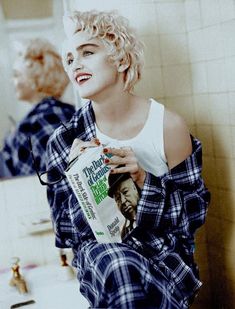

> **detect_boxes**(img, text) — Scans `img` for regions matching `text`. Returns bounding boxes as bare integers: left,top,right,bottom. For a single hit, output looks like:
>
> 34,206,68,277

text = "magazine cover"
65,145,140,243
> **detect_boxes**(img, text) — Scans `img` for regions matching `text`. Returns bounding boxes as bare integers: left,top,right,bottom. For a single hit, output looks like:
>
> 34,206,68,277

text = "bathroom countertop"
0,264,89,309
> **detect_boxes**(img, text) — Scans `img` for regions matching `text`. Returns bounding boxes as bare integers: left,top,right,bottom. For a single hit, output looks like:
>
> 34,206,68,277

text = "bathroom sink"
0,264,89,309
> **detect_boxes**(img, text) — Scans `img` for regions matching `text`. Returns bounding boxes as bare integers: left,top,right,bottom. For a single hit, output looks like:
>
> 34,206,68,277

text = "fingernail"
103,148,108,153
104,158,109,164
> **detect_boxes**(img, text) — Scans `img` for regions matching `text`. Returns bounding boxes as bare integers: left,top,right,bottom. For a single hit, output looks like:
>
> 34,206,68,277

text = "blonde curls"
68,10,144,92
16,38,69,98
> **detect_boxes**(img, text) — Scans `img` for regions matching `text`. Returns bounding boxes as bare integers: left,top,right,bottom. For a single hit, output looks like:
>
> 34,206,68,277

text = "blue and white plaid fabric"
46,101,210,308
0,97,75,177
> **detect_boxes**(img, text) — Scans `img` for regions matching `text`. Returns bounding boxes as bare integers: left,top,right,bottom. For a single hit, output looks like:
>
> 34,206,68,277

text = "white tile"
71,0,125,11
72,0,155,11
0,175,53,267
0,182,6,213
142,35,162,67
210,93,230,126
232,126,235,158
0,241,14,268
228,92,235,125
118,3,158,36
206,59,227,93
202,157,217,187
159,33,189,65
216,157,235,190
12,237,44,266
212,125,233,158
193,94,212,124
191,62,208,94
188,29,206,62
164,95,195,125
2,178,30,216
162,64,192,96
200,0,221,27
196,125,214,156
134,66,164,98
221,20,235,58
41,234,59,265
153,0,184,2
203,25,224,61
218,0,235,22
185,0,202,31
156,2,186,34
225,56,235,92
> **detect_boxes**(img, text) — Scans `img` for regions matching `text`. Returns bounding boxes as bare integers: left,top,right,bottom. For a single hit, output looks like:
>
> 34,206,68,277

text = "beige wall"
1,0,52,19
185,0,235,308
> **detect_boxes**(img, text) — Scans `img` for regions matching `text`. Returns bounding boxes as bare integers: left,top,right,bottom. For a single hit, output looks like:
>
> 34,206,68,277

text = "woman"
0,38,75,177
46,11,210,308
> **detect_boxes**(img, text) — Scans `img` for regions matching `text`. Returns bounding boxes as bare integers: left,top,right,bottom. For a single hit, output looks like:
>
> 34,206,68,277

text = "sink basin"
0,264,89,309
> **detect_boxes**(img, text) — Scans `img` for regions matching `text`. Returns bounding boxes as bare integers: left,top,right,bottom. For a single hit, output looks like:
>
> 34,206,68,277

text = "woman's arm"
164,109,192,169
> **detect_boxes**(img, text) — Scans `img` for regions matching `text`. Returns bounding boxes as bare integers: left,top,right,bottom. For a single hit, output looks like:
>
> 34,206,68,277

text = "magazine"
65,145,138,243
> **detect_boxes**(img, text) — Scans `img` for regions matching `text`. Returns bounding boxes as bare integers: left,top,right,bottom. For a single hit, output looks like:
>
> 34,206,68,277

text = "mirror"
0,0,77,179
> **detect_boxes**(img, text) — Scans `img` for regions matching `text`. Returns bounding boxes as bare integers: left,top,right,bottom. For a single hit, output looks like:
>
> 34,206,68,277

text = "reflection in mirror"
0,0,77,179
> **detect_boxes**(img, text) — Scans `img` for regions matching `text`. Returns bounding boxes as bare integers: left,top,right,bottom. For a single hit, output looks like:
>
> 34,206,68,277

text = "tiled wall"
185,0,235,308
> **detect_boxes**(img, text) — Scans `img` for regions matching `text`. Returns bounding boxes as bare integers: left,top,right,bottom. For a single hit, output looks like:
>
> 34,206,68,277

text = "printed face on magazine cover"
114,178,139,221
63,31,121,100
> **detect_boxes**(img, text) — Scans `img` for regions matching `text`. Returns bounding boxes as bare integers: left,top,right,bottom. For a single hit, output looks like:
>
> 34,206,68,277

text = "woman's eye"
67,58,73,65
83,50,93,56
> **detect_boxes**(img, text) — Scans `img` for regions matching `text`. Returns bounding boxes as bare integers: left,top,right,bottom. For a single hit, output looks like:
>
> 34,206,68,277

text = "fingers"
103,147,138,173
69,138,100,162
103,146,146,188
110,164,138,175
104,146,132,158
104,156,137,168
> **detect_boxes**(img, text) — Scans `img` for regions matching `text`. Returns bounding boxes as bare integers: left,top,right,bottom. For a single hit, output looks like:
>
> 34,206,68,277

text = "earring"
118,64,129,73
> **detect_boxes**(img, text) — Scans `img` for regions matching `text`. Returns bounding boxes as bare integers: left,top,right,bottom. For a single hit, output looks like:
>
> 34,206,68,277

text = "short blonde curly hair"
63,10,145,92
15,38,69,98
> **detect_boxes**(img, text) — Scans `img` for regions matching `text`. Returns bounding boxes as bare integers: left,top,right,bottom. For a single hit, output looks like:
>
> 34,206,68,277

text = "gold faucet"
9,257,28,294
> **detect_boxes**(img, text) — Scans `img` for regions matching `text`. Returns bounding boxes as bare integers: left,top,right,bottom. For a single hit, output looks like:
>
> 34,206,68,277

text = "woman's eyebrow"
66,52,73,58
76,43,100,51
65,43,100,58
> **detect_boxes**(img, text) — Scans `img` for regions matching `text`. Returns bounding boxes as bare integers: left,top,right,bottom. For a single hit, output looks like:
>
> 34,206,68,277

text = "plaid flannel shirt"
0,97,75,177
46,101,210,308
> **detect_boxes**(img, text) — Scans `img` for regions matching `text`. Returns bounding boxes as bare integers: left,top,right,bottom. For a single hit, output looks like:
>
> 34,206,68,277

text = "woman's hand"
103,146,146,189
69,137,100,163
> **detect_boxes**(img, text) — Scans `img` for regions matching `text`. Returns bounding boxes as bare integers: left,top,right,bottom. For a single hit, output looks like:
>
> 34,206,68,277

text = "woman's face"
63,31,123,101
13,60,35,102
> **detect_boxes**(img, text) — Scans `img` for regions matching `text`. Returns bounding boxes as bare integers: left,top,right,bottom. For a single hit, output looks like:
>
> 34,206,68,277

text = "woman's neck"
92,92,150,140
92,91,135,123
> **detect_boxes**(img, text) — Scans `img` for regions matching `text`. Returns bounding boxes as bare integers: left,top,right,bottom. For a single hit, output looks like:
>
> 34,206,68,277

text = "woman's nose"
72,57,84,71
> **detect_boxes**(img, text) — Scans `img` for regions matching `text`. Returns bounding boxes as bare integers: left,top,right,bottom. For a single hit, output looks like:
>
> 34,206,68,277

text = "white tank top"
95,98,169,177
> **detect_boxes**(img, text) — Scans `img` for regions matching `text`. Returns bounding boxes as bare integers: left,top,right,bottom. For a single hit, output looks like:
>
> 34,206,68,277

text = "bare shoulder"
163,108,192,169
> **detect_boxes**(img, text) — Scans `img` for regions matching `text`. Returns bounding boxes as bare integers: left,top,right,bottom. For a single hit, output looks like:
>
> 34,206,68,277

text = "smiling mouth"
76,74,92,86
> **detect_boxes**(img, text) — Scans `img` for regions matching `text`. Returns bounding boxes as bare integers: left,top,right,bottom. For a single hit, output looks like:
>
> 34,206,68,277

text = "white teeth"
77,75,91,82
